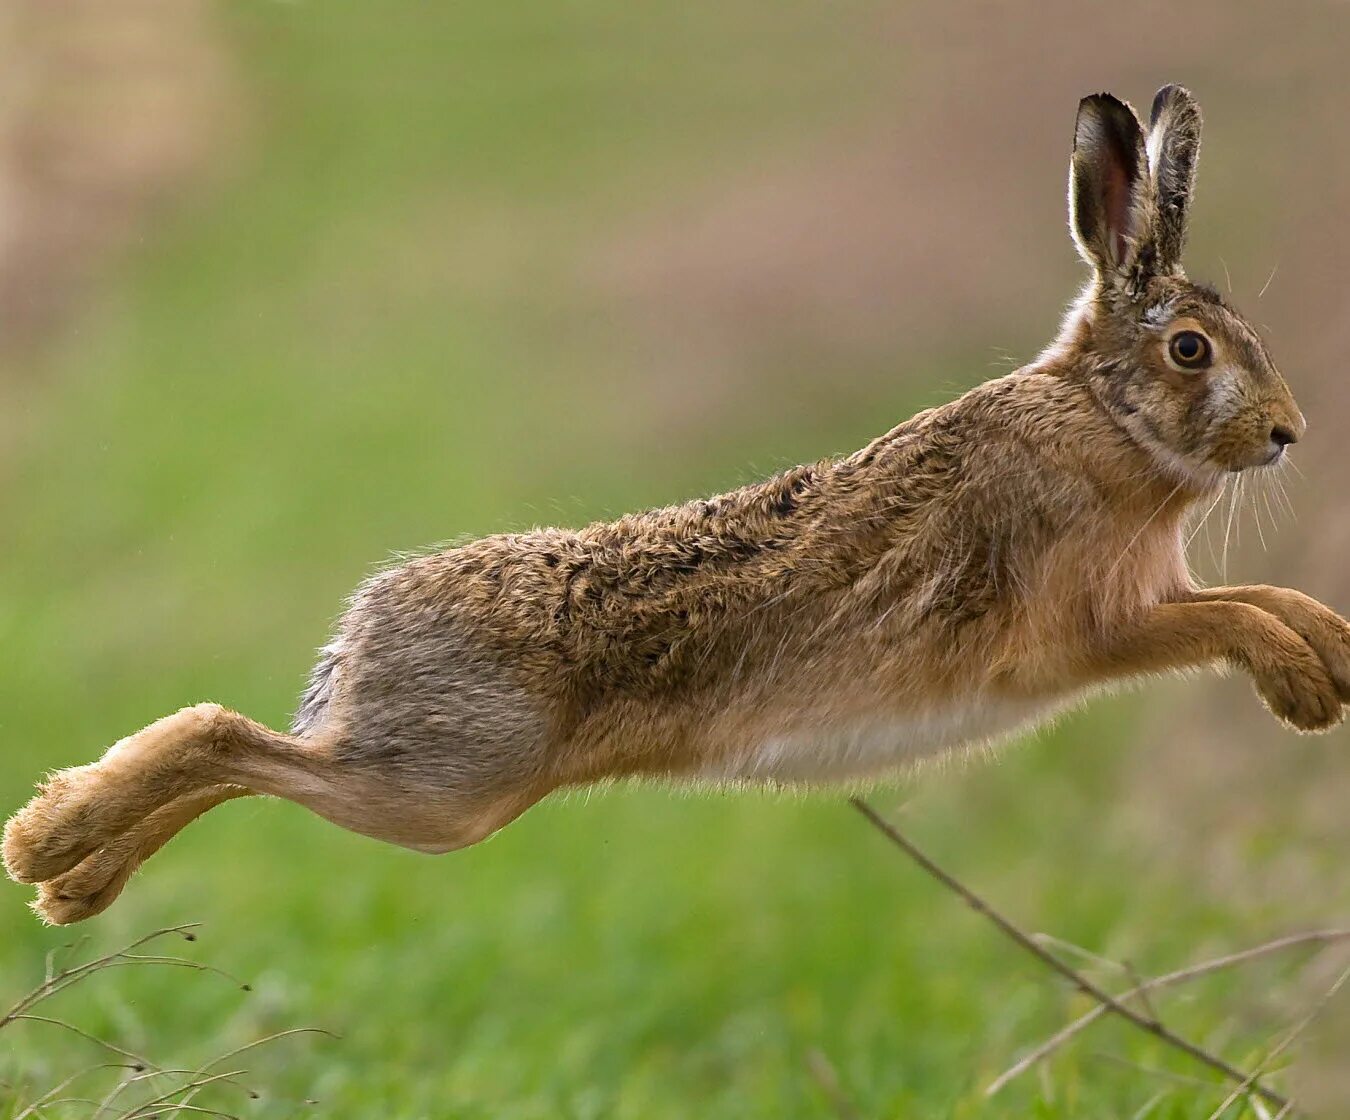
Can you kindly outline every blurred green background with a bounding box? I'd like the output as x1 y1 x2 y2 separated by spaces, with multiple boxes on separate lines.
3 2 1349 1116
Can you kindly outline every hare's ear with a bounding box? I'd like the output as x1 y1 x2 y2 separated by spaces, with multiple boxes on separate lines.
1069 93 1150 281
1146 84 1202 271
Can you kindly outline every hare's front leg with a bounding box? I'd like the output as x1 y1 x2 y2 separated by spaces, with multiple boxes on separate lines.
1093 600 1344 732
1188 585 1350 702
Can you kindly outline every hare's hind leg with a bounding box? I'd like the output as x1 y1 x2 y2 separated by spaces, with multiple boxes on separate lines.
3 704 321 885
33 784 250 925
5 700 543 905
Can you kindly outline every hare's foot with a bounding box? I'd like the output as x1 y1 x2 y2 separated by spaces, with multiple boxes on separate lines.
1196 586 1350 703
33 847 138 926
1241 634 1343 733
4 766 95 884
3 704 236 884
1097 600 1345 736
31 785 250 925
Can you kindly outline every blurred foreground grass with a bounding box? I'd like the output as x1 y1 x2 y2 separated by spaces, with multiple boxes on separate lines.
0 3 1328 1117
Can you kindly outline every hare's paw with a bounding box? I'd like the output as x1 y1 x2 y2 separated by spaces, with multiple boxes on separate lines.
2 767 105 885
1256 591 1350 703
3 707 218 886
32 845 140 925
1249 648 1343 733
29 784 251 924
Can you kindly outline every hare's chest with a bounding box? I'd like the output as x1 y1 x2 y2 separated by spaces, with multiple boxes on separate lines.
712 695 1055 783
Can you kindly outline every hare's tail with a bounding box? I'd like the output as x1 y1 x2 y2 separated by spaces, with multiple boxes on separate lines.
292 640 342 735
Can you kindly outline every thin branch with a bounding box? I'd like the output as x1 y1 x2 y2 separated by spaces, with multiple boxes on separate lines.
1 921 331 1120
1089 1051 1227 1091
1130 1089 1169 1120
1124 959 1161 1024
114 955 251 992
7 1015 152 1069
1032 932 1127 976
117 1070 249 1119
94 1068 258 1119
43 937 90 987
1204 961 1350 1120
172 1028 334 1114
1 925 201 1028
987 927 1350 1096
848 797 1291 1112
193 1027 335 1074
21 1097 102 1113
13 1064 134 1120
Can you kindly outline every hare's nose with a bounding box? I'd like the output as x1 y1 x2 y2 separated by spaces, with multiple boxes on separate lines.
1269 423 1298 448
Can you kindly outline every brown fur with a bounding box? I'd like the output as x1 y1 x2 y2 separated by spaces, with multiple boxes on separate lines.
6 85 1349 925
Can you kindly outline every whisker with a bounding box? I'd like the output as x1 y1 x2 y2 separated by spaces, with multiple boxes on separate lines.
1272 464 1296 521
1220 257 1234 295
1271 466 1296 523
1266 471 1286 526
1250 475 1269 552
1258 263 1279 299
1202 477 1231 577
1221 476 1241 581
1237 474 1247 545
1259 475 1279 535
1105 482 1184 584
1185 484 1228 552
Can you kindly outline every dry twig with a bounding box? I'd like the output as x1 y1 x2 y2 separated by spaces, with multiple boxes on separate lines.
2 923 328 1119
986 927 1350 1096
1203 962 1350 1120
848 796 1291 1112
2 924 203 1033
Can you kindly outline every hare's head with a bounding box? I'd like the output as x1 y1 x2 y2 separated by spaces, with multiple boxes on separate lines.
1060 85 1302 489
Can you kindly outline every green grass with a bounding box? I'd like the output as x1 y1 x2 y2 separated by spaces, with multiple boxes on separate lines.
0 3 1315 1116
2 730 1298 1119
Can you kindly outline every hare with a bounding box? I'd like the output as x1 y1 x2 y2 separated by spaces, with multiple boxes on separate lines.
6 85 1350 926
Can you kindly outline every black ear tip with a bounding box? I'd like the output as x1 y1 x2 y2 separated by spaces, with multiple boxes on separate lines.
1075 92 1143 151
1150 83 1198 125
1079 91 1130 116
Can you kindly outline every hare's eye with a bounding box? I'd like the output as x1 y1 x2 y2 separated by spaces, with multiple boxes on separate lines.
1168 330 1212 370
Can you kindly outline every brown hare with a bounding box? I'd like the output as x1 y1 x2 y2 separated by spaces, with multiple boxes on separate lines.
6 85 1349 925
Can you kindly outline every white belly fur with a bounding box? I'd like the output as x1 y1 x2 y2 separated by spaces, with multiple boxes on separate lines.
709 694 1065 783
